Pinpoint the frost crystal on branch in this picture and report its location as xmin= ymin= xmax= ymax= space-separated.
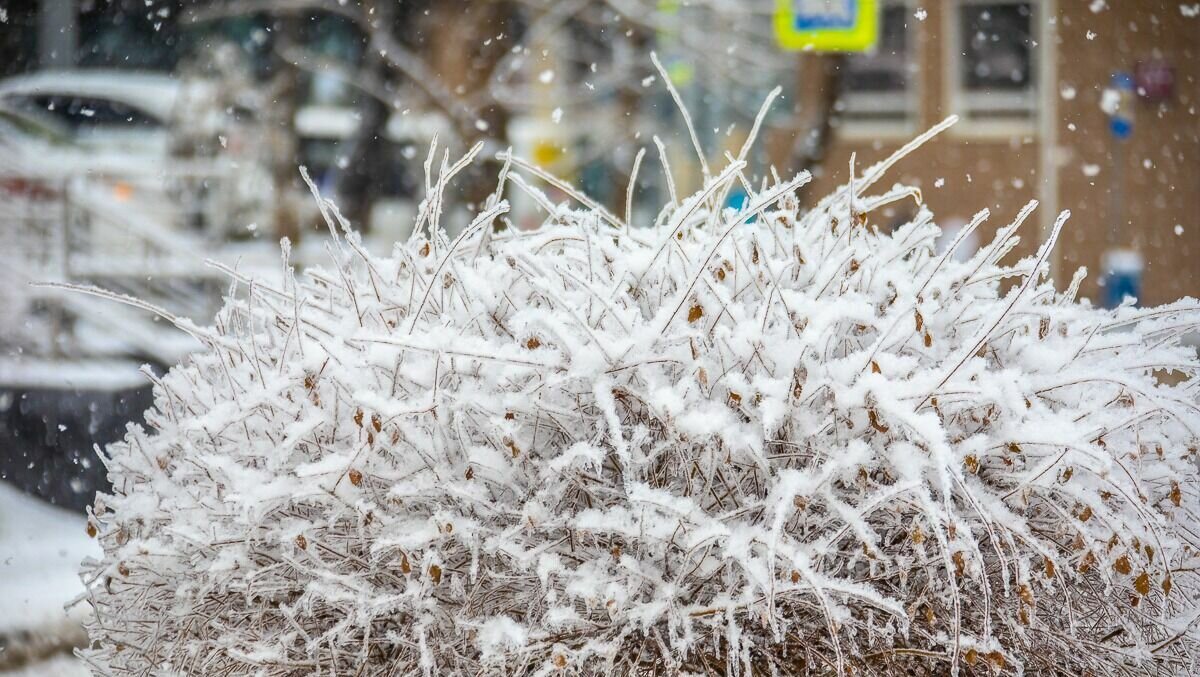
xmin=81 ymin=117 xmax=1200 ymax=676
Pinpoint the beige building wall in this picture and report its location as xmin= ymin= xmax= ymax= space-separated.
xmin=803 ymin=1 xmax=1199 ymax=306
xmin=1053 ymin=1 xmax=1199 ymax=306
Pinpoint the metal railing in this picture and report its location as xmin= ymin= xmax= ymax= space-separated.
xmin=0 ymin=163 xmax=252 ymax=363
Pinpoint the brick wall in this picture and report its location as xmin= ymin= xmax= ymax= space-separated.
xmin=802 ymin=1 xmax=1199 ymax=306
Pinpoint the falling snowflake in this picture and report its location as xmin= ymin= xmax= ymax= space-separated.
xmin=1100 ymin=88 xmax=1121 ymax=115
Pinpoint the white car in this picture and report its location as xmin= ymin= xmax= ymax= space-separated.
xmin=0 ymin=70 xmax=271 ymax=238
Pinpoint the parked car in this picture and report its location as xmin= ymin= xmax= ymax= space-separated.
xmin=0 ymin=70 xmax=271 ymax=237
xmin=0 ymin=70 xmax=182 ymax=155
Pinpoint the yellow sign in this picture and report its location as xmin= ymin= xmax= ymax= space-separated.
xmin=774 ymin=0 xmax=879 ymax=52
xmin=532 ymin=139 xmax=565 ymax=168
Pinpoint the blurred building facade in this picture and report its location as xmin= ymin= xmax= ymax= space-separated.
xmin=799 ymin=0 xmax=1199 ymax=307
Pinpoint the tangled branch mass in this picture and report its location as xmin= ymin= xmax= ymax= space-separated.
xmin=81 ymin=117 xmax=1200 ymax=675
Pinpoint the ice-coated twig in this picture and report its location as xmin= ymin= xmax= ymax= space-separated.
xmin=626 ymin=147 xmax=646 ymax=230
xmin=650 ymin=51 xmax=711 ymax=183
xmin=653 ymin=134 xmax=678 ymax=209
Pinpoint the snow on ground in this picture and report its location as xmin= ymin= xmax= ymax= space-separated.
xmin=0 ymin=481 xmax=97 ymax=632
xmin=0 ymin=481 xmax=97 ymax=674
xmin=0 ymin=654 xmax=89 ymax=677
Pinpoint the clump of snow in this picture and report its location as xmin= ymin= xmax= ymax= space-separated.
xmin=80 ymin=108 xmax=1200 ymax=676
xmin=477 ymin=616 xmax=529 ymax=659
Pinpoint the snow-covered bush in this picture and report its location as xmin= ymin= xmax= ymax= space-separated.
xmin=80 ymin=109 xmax=1200 ymax=676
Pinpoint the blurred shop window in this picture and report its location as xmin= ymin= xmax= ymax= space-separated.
xmin=838 ymin=1 xmax=918 ymax=136
xmin=302 ymin=15 xmax=363 ymax=107
xmin=78 ymin=0 xmax=179 ymax=71
xmin=184 ymin=17 xmax=278 ymax=81
xmin=0 ymin=1 xmax=39 ymax=76
xmin=951 ymin=1 xmax=1038 ymax=130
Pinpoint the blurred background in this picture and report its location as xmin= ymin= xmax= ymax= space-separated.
xmin=0 ymin=1 xmax=1196 ymax=673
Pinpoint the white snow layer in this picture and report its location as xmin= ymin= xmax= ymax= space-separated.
xmin=0 ymin=483 xmax=97 ymax=636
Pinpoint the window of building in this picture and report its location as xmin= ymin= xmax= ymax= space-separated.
xmin=948 ymin=1 xmax=1039 ymax=130
xmin=838 ymin=1 xmax=919 ymax=135
xmin=78 ymin=0 xmax=180 ymax=71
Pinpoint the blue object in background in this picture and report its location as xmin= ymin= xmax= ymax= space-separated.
xmin=726 ymin=187 xmax=748 ymax=211
xmin=1109 ymin=117 xmax=1133 ymax=140
xmin=791 ymin=0 xmax=858 ymax=30
xmin=726 ymin=187 xmax=758 ymax=223
xmin=1102 ymin=249 xmax=1143 ymax=309
xmin=1108 ymin=72 xmax=1135 ymax=141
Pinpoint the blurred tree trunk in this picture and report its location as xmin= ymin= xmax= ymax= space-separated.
xmin=419 ymin=0 xmax=515 ymax=208
xmin=269 ymin=13 xmax=302 ymax=244
xmin=336 ymin=0 xmax=394 ymax=231
xmin=792 ymin=53 xmax=845 ymax=175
